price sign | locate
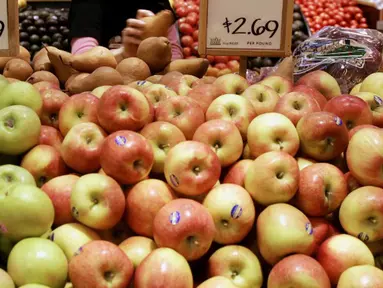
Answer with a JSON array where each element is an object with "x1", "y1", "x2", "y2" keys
[
  {"x1": 198, "y1": 0, "x2": 294, "y2": 57},
  {"x1": 0, "y1": 0, "x2": 19, "y2": 57}
]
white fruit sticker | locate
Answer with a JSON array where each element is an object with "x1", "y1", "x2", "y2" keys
[
  {"x1": 374, "y1": 95, "x2": 383, "y2": 106},
  {"x1": 169, "y1": 211, "x2": 181, "y2": 225},
  {"x1": 231, "y1": 204, "x2": 243, "y2": 219},
  {"x1": 305, "y1": 223, "x2": 313, "y2": 235},
  {"x1": 334, "y1": 116, "x2": 343, "y2": 126},
  {"x1": 358, "y1": 232, "x2": 369, "y2": 242},
  {"x1": 115, "y1": 135, "x2": 127, "y2": 146},
  {"x1": 169, "y1": 174, "x2": 180, "y2": 187}
]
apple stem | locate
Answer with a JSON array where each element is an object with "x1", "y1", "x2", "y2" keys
[{"x1": 5, "y1": 118, "x2": 15, "y2": 128}]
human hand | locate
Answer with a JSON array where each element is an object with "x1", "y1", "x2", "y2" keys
[{"x1": 122, "y1": 9, "x2": 155, "y2": 46}]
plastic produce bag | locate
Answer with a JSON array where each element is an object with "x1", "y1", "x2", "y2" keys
[{"x1": 293, "y1": 26, "x2": 383, "y2": 93}]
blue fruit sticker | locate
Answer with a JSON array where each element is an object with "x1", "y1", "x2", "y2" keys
[
  {"x1": 137, "y1": 80, "x2": 146, "y2": 86},
  {"x1": 115, "y1": 135, "x2": 127, "y2": 146},
  {"x1": 334, "y1": 116, "x2": 343, "y2": 126},
  {"x1": 74, "y1": 246, "x2": 83, "y2": 257},
  {"x1": 49, "y1": 233, "x2": 55, "y2": 241},
  {"x1": 169, "y1": 211, "x2": 181, "y2": 225},
  {"x1": 231, "y1": 205, "x2": 243, "y2": 219},
  {"x1": 374, "y1": 95, "x2": 383, "y2": 106},
  {"x1": 169, "y1": 174, "x2": 179, "y2": 187},
  {"x1": 305, "y1": 223, "x2": 313, "y2": 235}
]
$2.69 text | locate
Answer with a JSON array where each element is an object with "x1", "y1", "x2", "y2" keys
[{"x1": 222, "y1": 17, "x2": 279, "y2": 38}]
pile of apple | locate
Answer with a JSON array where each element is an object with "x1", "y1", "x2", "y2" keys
[
  {"x1": 174, "y1": 0, "x2": 240, "y2": 76},
  {"x1": 1, "y1": 63, "x2": 383, "y2": 288}
]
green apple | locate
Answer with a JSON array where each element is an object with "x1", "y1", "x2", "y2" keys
[
  {"x1": 0, "y1": 164, "x2": 36, "y2": 191},
  {"x1": 0, "y1": 267, "x2": 15, "y2": 288},
  {"x1": 7, "y1": 238, "x2": 68, "y2": 288},
  {"x1": 0, "y1": 75, "x2": 9, "y2": 94},
  {"x1": 0, "y1": 184, "x2": 54, "y2": 241},
  {"x1": 0, "y1": 81, "x2": 42, "y2": 115},
  {"x1": 49, "y1": 222, "x2": 101, "y2": 261},
  {"x1": 19, "y1": 285, "x2": 51, "y2": 288},
  {"x1": 0, "y1": 105, "x2": 41, "y2": 155}
]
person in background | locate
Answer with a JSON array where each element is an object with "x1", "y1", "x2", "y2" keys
[{"x1": 67, "y1": 0, "x2": 183, "y2": 60}]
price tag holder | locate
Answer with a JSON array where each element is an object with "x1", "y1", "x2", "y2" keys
[
  {"x1": 0, "y1": 0, "x2": 19, "y2": 57},
  {"x1": 198, "y1": 0, "x2": 294, "y2": 58}
]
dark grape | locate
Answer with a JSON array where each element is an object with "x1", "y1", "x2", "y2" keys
[
  {"x1": 26, "y1": 26, "x2": 38, "y2": 35},
  {"x1": 52, "y1": 33, "x2": 63, "y2": 42},
  {"x1": 21, "y1": 19, "x2": 33, "y2": 29},
  {"x1": 62, "y1": 29, "x2": 70, "y2": 37},
  {"x1": 34, "y1": 19, "x2": 45, "y2": 27},
  {"x1": 52, "y1": 41, "x2": 63, "y2": 49},
  {"x1": 20, "y1": 32, "x2": 29, "y2": 41},
  {"x1": 31, "y1": 44, "x2": 41, "y2": 53},
  {"x1": 251, "y1": 57, "x2": 263, "y2": 68},
  {"x1": 48, "y1": 26, "x2": 58, "y2": 34},
  {"x1": 62, "y1": 38, "x2": 69, "y2": 50},
  {"x1": 20, "y1": 41, "x2": 30, "y2": 50},
  {"x1": 262, "y1": 58, "x2": 274, "y2": 67},
  {"x1": 294, "y1": 20, "x2": 305, "y2": 30},
  {"x1": 30, "y1": 34, "x2": 41, "y2": 44},
  {"x1": 294, "y1": 4, "x2": 300, "y2": 12},
  {"x1": 19, "y1": 12, "x2": 26, "y2": 21},
  {"x1": 26, "y1": 15, "x2": 34, "y2": 21},
  {"x1": 41, "y1": 35, "x2": 52, "y2": 44},
  {"x1": 40, "y1": 10, "x2": 50, "y2": 19},
  {"x1": 38, "y1": 27, "x2": 47, "y2": 35},
  {"x1": 293, "y1": 12, "x2": 302, "y2": 21}
]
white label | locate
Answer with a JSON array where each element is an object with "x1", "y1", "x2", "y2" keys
[
  {"x1": 0, "y1": 0, "x2": 9, "y2": 50},
  {"x1": 206, "y1": 0, "x2": 283, "y2": 50}
]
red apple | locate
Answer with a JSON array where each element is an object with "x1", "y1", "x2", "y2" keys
[
  {"x1": 58, "y1": 92, "x2": 100, "y2": 136},
  {"x1": 292, "y1": 84, "x2": 328, "y2": 109},
  {"x1": 159, "y1": 71, "x2": 183, "y2": 87},
  {"x1": 41, "y1": 174, "x2": 79, "y2": 226},
  {"x1": 140, "y1": 121, "x2": 186, "y2": 174},
  {"x1": 134, "y1": 248, "x2": 193, "y2": 288},
  {"x1": 203, "y1": 184, "x2": 255, "y2": 244},
  {"x1": 223, "y1": 159, "x2": 253, "y2": 188},
  {"x1": 97, "y1": 85, "x2": 154, "y2": 133},
  {"x1": 164, "y1": 141, "x2": 221, "y2": 196},
  {"x1": 206, "y1": 94, "x2": 256, "y2": 140},
  {"x1": 153, "y1": 198, "x2": 215, "y2": 261},
  {"x1": 344, "y1": 171, "x2": 361, "y2": 192},
  {"x1": 100, "y1": 131, "x2": 154, "y2": 185},
  {"x1": 38, "y1": 125, "x2": 63, "y2": 151},
  {"x1": 316, "y1": 234, "x2": 375, "y2": 285},
  {"x1": 245, "y1": 151, "x2": 299, "y2": 205},
  {"x1": 348, "y1": 124, "x2": 379, "y2": 140},
  {"x1": 353, "y1": 92, "x2": 383, "y2": 127},
  {"x1": 21, "y1": 144, "x2": 68, "y2": 187},
  {"x1": 40, "y1": 89, "x2": 69, "y2": 129},
  {"x1": 125, "y1": 179, "x2": 176, "y2": 237},
  {"x1": 247, "y1": 112, "x2": 300, "y2": 157},
  {"x1": 296, "y1": 70, "x2": 342, "y2": 100},
  {"x1": 155, "y1": 96, "x2": 205, "y2": 140},
  {"x1": 214, "y1": 73, "x2": 249, "y2": 94},
  {"x1": 268, "y1": 254, "x2": 331, "y2": 288},
  {"x1": 337, "y1": 265, "x2": 383, "y2": 288},
  {"x1": 60, "y1": 122, "x2": 106, "y2": 174},
  {"x1": 192, "y1": 119, "x2": 243, "y2": 167},
  {"x1": 69, "y1": 240, "x2": 134, "y2": 288},
  {"x1": 33, "y1": 81, "x2": 59, "y2": 94},
  {"x1": 181, "y1": 35, "x2": 194, "y2": 47},
  {"x1": 119, "y1": 236, "x2": 157, "y2": 268},
  {"x1": 187, "y1": 84, "x2": 224, "y2": 113},
  {"x1": 197, "y1": 276, "x2": 237, "y2": 288},
  {"x1": 257, "y1": 203, "x2": 315, "y2": 265},
  {"x1": 241, "y1": 84, "x2": 280, "y2": 115},
  {"x1": 323, "y1": 95, "x2": 373, "y2": 130},
  {"x1": 309, "y1": 217, "x2": 339, "y2": 256},
  {"x1": 214, "y1": 56, "x2": 229, "y2": 64},
  {"x1": 346, "y1": 127, "x2": 383, "y2": 187},
  {"x1": 167, "y1": 75, "x2": 199, "y2": 96},
  {"x1": 260, "y1": 76, "x2": 293, "y2": 96},
  {"x1": 208, "y1": 245, "x2": 263, "y2": 288},
  {"x1": 142, "y1": 84, "x2": 177, "y2": 111},
  {"x1": 295, "y1": 163, "x2": 348, "y2": 217},
  {"x1": 227, "y1": 60, "x2": 239, "y2": 73},
  {"x1": 296, "y1": 112, "x2": 349, "y2": 161},
  {"x1": 274, "y1": 91, "x2": 321, "y2": 126}
]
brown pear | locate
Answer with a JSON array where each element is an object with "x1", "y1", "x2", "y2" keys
[
  {"x1": 162, "y1": 58, "x2": 209, "y2": 78},
  {"x1": 27, "y1": 71, "x2": 60, "y2": 86},
  {"x1": 116, "y1": 57, "x2": 151, "y2": 84},
  {"x1": 136, "y1": 37, "x2": 172, "y2": 73},
  {"x1": 159, "y1": 71, "x2": 183, "y2": 86},
  {"x1": 67, "y1": 67, "x2": 123, "y2": 95},
  {"x1": 3, "y1": 59, "x2": 33, "y2": 81},
  {"x1": 146, "y1": 75, "x2": 163, "y2": 84},
  {"x1": 269, "y1": 56, "x2": 294, "y2": 82},
  {"x1": 32, "y1": 48, "x2": 52, "y2": 71},
  {"x1": 69, "y1": 46, "x2": 118, "y2": 73},
  {"x1": 45, "y1": 46, "x2": 77, "y2": 84},
  {"x1": 0, "y1": 46, "x2": 31, "y2": 72},
  {"x1": 124, "y1": 10, "x2": 175, "y2": 59},
  {"x1": 65, "y1": 73, "x2": 90, "y2": 91}
]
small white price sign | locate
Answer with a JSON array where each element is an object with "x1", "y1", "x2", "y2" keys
[
  {"x1": 0, "y1": 0, "x2": 19, "y2": 57},
  {"x1": 198, "y1": 0, "x2": 294, "y2": 57}
]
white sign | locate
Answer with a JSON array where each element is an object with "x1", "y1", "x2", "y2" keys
[
  {"x1": 206, "y1": 0, "x2": 283, "y2": 50},
  {"x1": 0, "y1": 0, "x2": 9, "y2": 50}
]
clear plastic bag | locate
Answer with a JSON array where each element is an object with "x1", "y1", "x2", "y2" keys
[{"x1": 293, "y1": 26, "x2": 383, "y2": 94}]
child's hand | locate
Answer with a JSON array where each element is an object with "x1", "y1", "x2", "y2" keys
[{"x1": 122, "y1": 9, "x2": 155, "y2": 46}]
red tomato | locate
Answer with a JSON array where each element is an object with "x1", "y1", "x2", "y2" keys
[
  {"x1": 322, "y1": 20, "x2": 328, "y2": 26},
  {"x1": 192, "y1": 30, "x2": 199, "y2": 41},
  {"x1": 355, "y1": 13, "x2": 363, "y2": 21},
  {"x1": 360, "y1": 17, "x2": 367, "y2": 23},
  {"x1": 183, "y1": 47, "x2": 192, "y2": 57},
  {"x1": 314, "y1": 23, "x2": 322, "y2": 30},
  {"x1": 178, "y1": 17, "x2": 186, "y2": 24},
  {"x1": 186, "y1": 4, "x2": 198, "y2": 13},
  {"x1": 214, "y1": 56, "x2": 229, "y2": 64},
  {"x1": 334, "y1": 15, "x2": 343, "y2": 23},
  {"x1": 344, "y1": 13, "x2": 351, "y2": 21},
  {"x1": 191, "y1": 42, "x2": 199, "y2": 55},
  {"x1": 181, "y1": 35, "x2": 194, "y2": 47},
  {"x1": 179, "y1": 23, "x2": 194, "y2": 35},
  {"x1": 360, "y1": 23, "x2": 369, "y2": 28},
  {"x1": 206, "y1": 55, "x2": 215, "y2": 64},
  {"x1": 176, "y1": 7, "x2": 188, "y2": 18},
  {"x1": 185, "y1": 15, "x2": 198, "y2": 26},
  {"x1": 328, "y1": 19, "x2": 336, "y2": 25},
  {"x1": 215, "y1": 63, "x2": 227, "y2": 70},
  {"x1": 340, "y1": 21, "x2": 347, "y2": 27}
]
